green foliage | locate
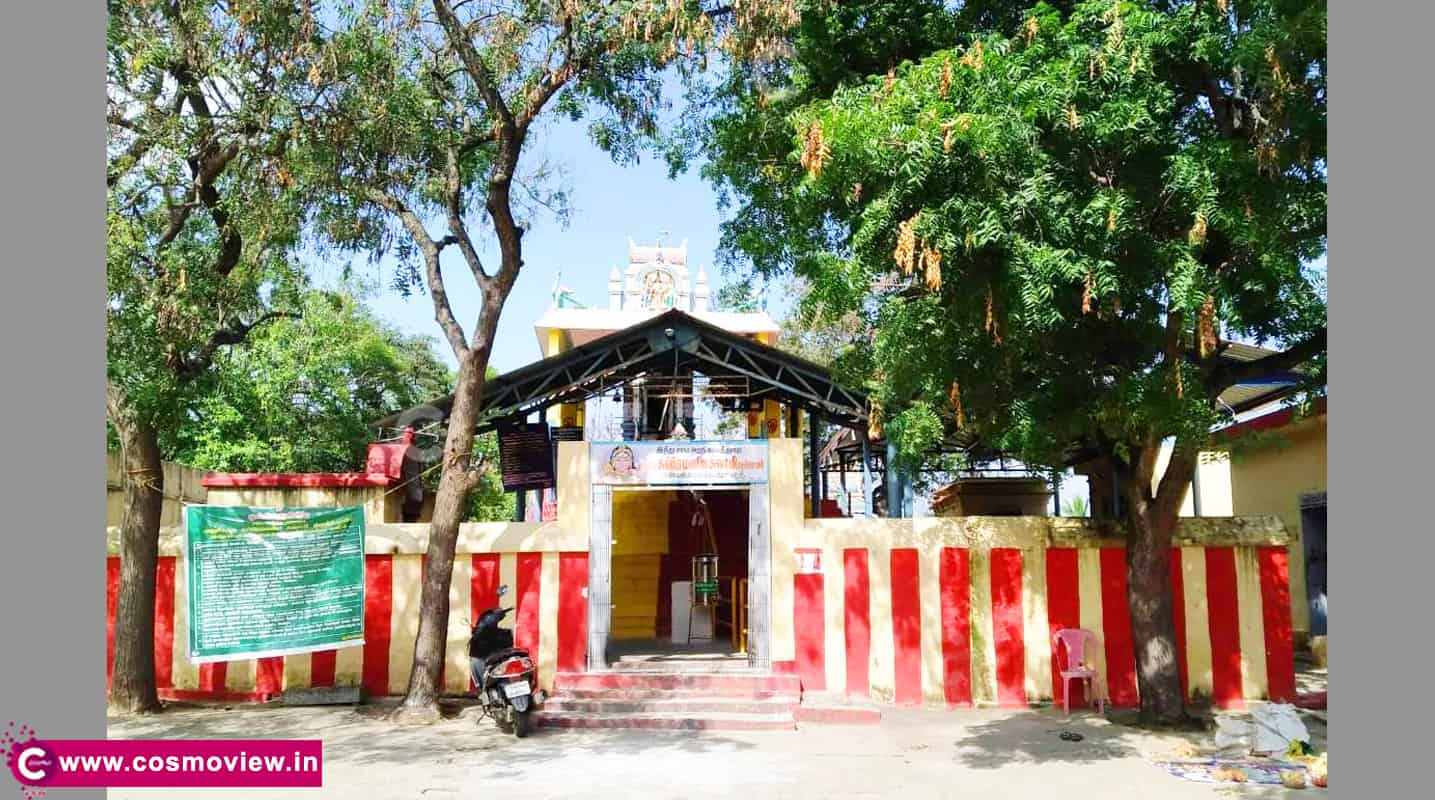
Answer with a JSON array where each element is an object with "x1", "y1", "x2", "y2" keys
[
  {"x1": 297, "y1": 0, "x2": 798, "y2": 295},
  {"x1": 108, "y1": 0, "x2": 323, "y2": 425},
  {"x1": 773, "y1": 277, "x2": 868, "y2": 370},
  {"x1": 705, "y1": 0, "x2": 1327, "y2": 474},
  {"x1": 466, "y1": 432, "x2": 515, "y2": 523},
  {"x1": 699, "y1": 0, "x2": 966, "y2": 276},
  {"x1": 1062, "y1": 495, "x2": 1090, "y2": 518},
  {"x1": 715, "y1": 277, "x2": 765, "y2": 313},
  {"x1": 166, "y1": 287, "x2": 452, "y2": 473}
]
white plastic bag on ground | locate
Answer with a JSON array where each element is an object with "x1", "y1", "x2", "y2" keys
[
  {"x1": 1251, "y1": 703, "x2": 1310, "y2": 755},
  {"x1": 1214, "y1": 716, "x2": 1253, "y2": 751}
]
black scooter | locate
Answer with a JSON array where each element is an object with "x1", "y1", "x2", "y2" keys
[{"x1": 469, "y1": 584, "x2": 545, "y2": 737}]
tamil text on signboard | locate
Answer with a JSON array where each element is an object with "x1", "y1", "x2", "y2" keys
[
  {"x1": 497, "y1": 422, "x2": 555, "y2": 492},
  {"x1": 186, "y1": 506, "x2": 365, "y2": 663},
  {"x1": 591, "y1": 441, "x2": 768, "y2": 485}
]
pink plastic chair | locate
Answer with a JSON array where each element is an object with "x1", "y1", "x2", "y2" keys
[{"x1": 1052, "y1": 628, "x2": 1107, "y2": 714}]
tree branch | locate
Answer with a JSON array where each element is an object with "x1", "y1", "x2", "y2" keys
[
  {"x1": 432, "y1": 0, "x2": 516, "y2": 141},
  {"x1": 1153, "y1": 445, "x2": 1198, "y2": 520},
  {"x1": 1209, "y1": 328, "x2": 1326, "y2": 392},
  {"x1": 170, "y1": 311, "x2": 300, "y2": 381},
  {"x1": 516, "y1": 11, "x2": 578, "y2": 133},
  {"x1": 364, "y1": 188, "x2": 472, "y2": 358},
  {"x1": 443, "y1": 146, "x2": 490, "y2": 288}
]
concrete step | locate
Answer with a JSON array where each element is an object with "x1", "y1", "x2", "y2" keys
[
  {"x1": 609, "y1": 657, "x2": 753, "y2": 673},
  {"x1": 535, "y1": 710, "x2": 796, "y2": 731},
  {"x1": 794, "y1": 703, "x2": 882, "y2": 725},
  {"x1": 543, "y1": 696, "x2": 797, "y2": 715},
  {"x1": 554, "y1": 671, "x2": 801, "y2": 694},
  {"x1": 552, "y1": 686, "x2": 801, "y2": 702}
]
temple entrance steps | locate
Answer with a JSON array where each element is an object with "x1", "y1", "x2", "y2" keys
[{"x1": 536, "y1": 669, "x2": 881, "y2": 731}]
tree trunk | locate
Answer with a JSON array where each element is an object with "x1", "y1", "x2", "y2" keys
[
  {"x1": 1125, "y1": 505, "x2": 1186, "y2": 723},
  {"x1": 397, "y1": 355, "x2": 485, "y2": 717},
  {"x1": 107, "y1": 384, "x2": 164, "y2": 715},
  {"x1": 1121, "y1": 445, "x2": 1200, "y2": 726}
]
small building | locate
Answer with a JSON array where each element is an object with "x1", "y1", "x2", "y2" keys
[{"x1": 1219, "y1": 397, "x2": 1328, "y2": 659}]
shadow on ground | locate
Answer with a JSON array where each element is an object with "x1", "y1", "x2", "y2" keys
[
  {"x1": 943, "y1": 708, "x2": 1144, "y2": 769},
  {"x1": 110, "y1": 699, "x2": 760, "y2": 787}
]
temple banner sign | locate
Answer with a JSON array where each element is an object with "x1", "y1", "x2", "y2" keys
[
  {"x1": 591, "y1": 441, "x2": 768, "y2": 485},
  {"x1": 185, "y1": 506, "x2": 365, "y2": 663}
]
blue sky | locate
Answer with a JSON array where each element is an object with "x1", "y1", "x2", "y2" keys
[
  {"x1": 303, "y1": 107, "x2": 1326, "y2": 380},
  {"x1": 308, "y1": 112, "x2": 766, "y2": 374}
]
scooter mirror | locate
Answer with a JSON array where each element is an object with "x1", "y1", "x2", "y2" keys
[{"x1": 497, "y1": 584, "x2": 509, "y2": 597}]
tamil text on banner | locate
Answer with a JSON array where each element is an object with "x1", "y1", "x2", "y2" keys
[
  {"x1": 591, "y1": 441, "x2": 768, "y2": 485},
  {"x1": 186, "y1": 506, "x2": 365, "y2": 663}
]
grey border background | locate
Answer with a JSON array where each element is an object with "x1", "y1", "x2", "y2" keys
[
  {"x1": 0, "y1": 0, "x2": 105, "y2": 778},
  {"x1": 1334, "y1": 0, "x2": 1430, "y2": 794}
]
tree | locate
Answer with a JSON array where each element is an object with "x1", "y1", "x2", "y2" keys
[
  {"x1": 106, "y1": 0, "x2": 321, "y2": 713},
  {"x1": 301, "y1": 0, "x2": 795, "y2": 717},
  {"x1": 165, "y1": 287, "x2": 452, "y2": 473},
  {"x1": 698, "y1": 0, "x2": 966, "y2": 277},
  {"x1": 708, "y1": 0, "x2": 1325, "y2": 723}
]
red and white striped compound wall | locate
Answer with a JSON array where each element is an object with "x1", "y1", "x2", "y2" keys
[
  {"x1": 107, "y1": 516, "x2": 1294, "y2": 710},
  {"x1": 782, "y1": 517, "x2": 1296, "y2": 709},
  {"x1": 106, "y1": 525, "x2": 589, "y2": 701}
]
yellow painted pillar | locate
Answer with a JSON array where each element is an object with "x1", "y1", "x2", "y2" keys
[
  {"x1": 544, "y1": 330, "x2": 582, "y2": 431},
  {"x1": 1234, "y1": 547, "x2": 1270, "y2": 700},
  {"x1": 445, "y1": 556, "x2": 474, "y2": 695},
  {"x1": 171, "y1": 558, "x2": 199, "y2": 691},
  {"x1": 763, "y1": 399, "x2": 782, "y2": 439},
  {"x1": 537, "y1": 551, "x2": 562, "y2": 694},
  {"x1": 388, "y1": 555, "x2": 423, "y2": 694},
  {"x1": 919, "y1": 534, "x2": 946, "y2": 706},
  {"x1": 746, "y1": 400, "x2": 762, "y2": 439},
  {"x1": 866, "y1": 544, "x2": 895, "y2": 703},
  {"x1": 768, "y1": 439, "x2": 803, "y2": 665},
  {"x1": 1021, "y1": 546, "x2": 1053, "y2": 703},
  {"x1": 968, "y1": 549, "x2": 998, "y2": 706},
  {"x1": 1076, "y1": 548, "x2": 1109, "y2": 701},
  {"x1": 755, "y1": 332, "x2": 784, "y2": 439},
  {"x1": 1180, "y1": 546, "x2": 1214, "y2": 701}
]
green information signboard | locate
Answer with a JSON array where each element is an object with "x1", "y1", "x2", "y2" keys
[{"x1": 186, "y1": 506, "x2": 365, "y2": 663}]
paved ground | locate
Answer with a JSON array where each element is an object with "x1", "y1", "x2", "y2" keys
[{"x1": 108, "y1": 698, "x2": 1327, "y2": 800}]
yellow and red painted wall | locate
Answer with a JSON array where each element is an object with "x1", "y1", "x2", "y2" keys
[
  {"x1": 776, "y1": 517, "x2": 1296, "y2": 709},
  {"x1": 106, "y1": 441, "x2": 1295, "y2": 710},
  {"x1": 106, "y1": 522, "x2": 590, "y2": 702}
]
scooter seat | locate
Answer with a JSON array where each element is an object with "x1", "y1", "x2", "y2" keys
[{"x1": 481, "y1": 647, "x2": 529, "y2": 668}]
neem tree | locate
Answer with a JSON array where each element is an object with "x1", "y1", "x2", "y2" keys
[
  {"x1": 167, "y1": 288, "x2": 454, "y2": 474},
  {"x1": 302, "y1": 0, "x2": 796, "y2": 717},
  {"x1": 107, "y1": 0, "x2": 322, "y2": 713},
  {"x1": 718, "y1": 0, "x2": 1325, "y2": 722}
]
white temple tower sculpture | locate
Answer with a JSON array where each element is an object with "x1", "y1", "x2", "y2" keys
[{"x1": 622, "y1": 237, "x2": 691, "y2": 311}]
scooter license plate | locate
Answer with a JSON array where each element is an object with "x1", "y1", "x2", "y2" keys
[{"x1": 502, "y1": 681, "x2": 531, "y2": 699}]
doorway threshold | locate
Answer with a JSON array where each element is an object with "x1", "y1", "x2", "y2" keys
[{"x1": 608, "y1": 639, "x2": 753, "y2": 672}]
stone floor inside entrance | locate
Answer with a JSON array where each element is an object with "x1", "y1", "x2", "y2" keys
[{"x1": 606, "y1": 639, "x2": 749, "y2": 671}]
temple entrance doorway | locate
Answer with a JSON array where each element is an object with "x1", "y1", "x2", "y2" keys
[
  {"x1": 604, "y1": 488, "x2": 751, "y2": 668},
  {"x1": 589, "y1": 472, "x2": 771, "y2": 672}
]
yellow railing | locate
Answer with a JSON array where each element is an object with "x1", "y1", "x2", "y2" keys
[{"x1": 715, "y1": 576, "x2": 748, "y2": 654}]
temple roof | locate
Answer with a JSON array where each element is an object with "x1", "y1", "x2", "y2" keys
[{"x1": 376, "y1": 308, "x2": 867, "y2": 433}]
